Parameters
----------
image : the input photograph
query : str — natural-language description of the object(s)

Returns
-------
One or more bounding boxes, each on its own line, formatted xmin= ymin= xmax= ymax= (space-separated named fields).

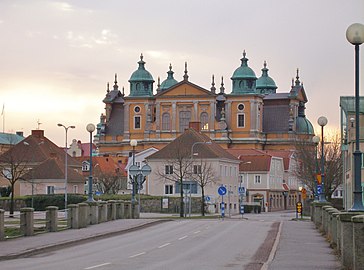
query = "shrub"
xmin=24 ymin=194 xmax=86 ymax=211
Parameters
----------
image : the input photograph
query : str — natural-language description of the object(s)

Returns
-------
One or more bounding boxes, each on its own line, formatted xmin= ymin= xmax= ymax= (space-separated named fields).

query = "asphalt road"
xmin=1 ymin=217 xmax=279 ymax=270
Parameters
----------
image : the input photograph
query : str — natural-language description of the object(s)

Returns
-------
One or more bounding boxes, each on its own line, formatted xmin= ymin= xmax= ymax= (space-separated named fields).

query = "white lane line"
xmin=84 ymin=262 xmax=111 ymax=269
xmin=193 ymin=230 xmax=201 ymax=234
xmin=158 ymin=243 xmax=171 ymax=249
xmin=178 ymin=235 xmax=188 ymax=240
xmin=129 ymin=252 xmax=146 ymax=258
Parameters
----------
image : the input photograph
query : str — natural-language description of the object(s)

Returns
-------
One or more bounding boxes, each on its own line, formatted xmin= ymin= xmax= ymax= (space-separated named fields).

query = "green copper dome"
xmin=296 ymin=102 xmax=314 ymax=134
xmin=160 ymin=64 xmax=178 ymax=91
xmin=129 ymin=54 xmax=154 ymax=97
xmin=256 ymin=61 xmax=277 ymax=94
xmin=231 ymin=51 xmax=257 ymax=80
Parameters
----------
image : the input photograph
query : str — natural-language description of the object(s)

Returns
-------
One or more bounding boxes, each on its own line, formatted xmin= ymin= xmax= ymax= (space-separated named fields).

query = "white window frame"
xmin=193 ymin=164 xmax=202 ymax=174
xmin=165 ymin=184 xmax=173 ymax=195
xmin=47 ymin=186 xmax=55 ymax=194
xmin=165 ymin=165 xmax=173 ymax=175
xmin=134 ymin=116 xmax=141 ymax=129
xmin=254 ymin=175 xmax=261 ymax=184
xmin=237 ymin=113 xmax=245 ymax=128
xmin=162 ymin=112 xmax=170 ymax=131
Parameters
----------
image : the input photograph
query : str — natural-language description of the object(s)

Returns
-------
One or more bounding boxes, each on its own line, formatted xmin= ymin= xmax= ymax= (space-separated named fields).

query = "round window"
xmin=134 ymin=106 xmax=140 ymax=113
xmin=238 ymin=104 xmax=245 ymax=111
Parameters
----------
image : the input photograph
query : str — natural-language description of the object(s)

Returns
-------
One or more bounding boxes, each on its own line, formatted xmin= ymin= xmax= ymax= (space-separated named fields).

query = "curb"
xmin=0 ymin=219 xmax=171 ymax=261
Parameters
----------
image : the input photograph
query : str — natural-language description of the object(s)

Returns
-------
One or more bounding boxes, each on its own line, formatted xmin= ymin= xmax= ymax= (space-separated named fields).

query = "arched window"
xmin=179 ymin=111 xmax=191 ymax=132
xmin=162 ymin=113 xmax=170 ymax=131
xmin=200 ymin=112 xmax=209 ymax=130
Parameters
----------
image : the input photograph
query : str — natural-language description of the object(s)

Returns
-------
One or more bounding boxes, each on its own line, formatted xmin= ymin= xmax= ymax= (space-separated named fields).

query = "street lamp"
xmin=190 ymin=141 xmax=212 ymax=217
xmin=130 ymin=139 xmax=137 ymax=218
xmin=57 ymin=123 xmax=75 ymax=216
xmin=312 ymin=135 xmax=320 ymax=201
xmin=317 ymin=116 xmax=328 ymax=203
xmin=86 ymin=123 xmax=95 ymax=202
xmin=346 ymin=23 xmax=364 ymax=211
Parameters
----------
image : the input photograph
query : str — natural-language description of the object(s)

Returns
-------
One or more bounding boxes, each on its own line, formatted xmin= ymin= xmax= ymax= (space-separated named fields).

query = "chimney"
xmin=16 ymin=131 xmax=24 ymax=137
xmin=32 ymin=130 xmax=44 ymax=138
xmin=189 ymin=121 xmax=201 ymax=131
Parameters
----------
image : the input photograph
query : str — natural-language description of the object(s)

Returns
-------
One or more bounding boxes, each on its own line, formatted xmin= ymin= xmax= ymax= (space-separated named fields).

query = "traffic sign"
xmin=238 ymin=186 xmax=246 ymax=195
xmin=129 ymin=165 xmax=140 ymax=176
xmin=141 ymin=164 xmax=152 ymax=176
xmin=317 ymin=184 xmax=322 ymax=194
xmin=240 ymin=204 xmax=244 ymax=214
xmin=218 ymin=186 xmax=227 ymax=196
xmin=296 ymin=201 xmax=302 ymax=214
xmin=205 ymin=196 xmax=211 ymax=202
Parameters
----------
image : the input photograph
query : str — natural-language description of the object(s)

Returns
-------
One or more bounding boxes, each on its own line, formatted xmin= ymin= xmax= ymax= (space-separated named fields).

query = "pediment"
xmin=156 ymin=81 xmax=215 ymax=98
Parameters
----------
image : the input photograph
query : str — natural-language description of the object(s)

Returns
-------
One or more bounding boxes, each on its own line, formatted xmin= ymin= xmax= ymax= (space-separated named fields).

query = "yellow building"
xmin=96 ymin=52 xmax=314 ymax=159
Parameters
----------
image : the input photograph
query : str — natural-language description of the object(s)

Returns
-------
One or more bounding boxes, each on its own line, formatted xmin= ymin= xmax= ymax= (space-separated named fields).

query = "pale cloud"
xmin=52 ymin=2 xmax=73 ymax=12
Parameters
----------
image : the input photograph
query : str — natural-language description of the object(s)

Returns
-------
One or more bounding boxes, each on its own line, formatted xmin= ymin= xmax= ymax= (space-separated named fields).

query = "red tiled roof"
xmin=239 ymin=155 xmax=272 ymax=172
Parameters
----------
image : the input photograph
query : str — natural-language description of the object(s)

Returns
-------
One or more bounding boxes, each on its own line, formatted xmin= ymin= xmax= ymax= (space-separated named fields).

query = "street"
xmin=0 ymin=213 xmax=289 ymax=270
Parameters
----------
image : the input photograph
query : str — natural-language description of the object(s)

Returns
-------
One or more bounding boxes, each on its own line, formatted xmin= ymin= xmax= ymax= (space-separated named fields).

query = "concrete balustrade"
xmin=124 ymin=202 xmax=131 ymax=219
xmin=330 ymin=211 xmax=340 ymax=248
xmin=98 ymin=201 xmax=108 ymax=223
xmin=88 ymin=201 xmax=99 ymax=225
xmin=338 ymin=212 xmax=362 ymax=269
xmin=20 ymin=208 xmax=34 ymax=236
xmin=322 ymin=206 xmax=333 ymax=234
xmin=0 ymin=209 xmax=4 ymax=240
xmin=68 ymin=204 xmax=79 ymax=229
xmin=352 ymin=214 xmax=364 ymax=270
xmin=108 ymin=200 xmax=117 ymax=221
xmin=45 ymin=206 xmax=58 ymax=232
xmin=78 ymin=203 xmax=89 ymax=229
xmin=326 ymin=208 xmax=338 ymax=241
xmin=116 ymin=201 xmax=125 ymax=219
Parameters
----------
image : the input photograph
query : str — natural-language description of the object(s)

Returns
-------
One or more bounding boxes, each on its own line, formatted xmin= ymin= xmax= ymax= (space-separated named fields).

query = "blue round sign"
xmin=218 ymin=186 xmax=227 ymax=196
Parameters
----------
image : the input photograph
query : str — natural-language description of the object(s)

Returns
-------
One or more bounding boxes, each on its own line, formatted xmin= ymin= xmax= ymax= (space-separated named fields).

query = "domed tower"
xmin=231 ymin=51 xmax=257 ymax=94
xmin=129 ymin=54 xmax=154 ymax=97
xmin=159 ymin=64 xmax=178 ymax=91
xmin=256 ymin=61 xmax=277 ymax=94
xmin=296 ymin=101 xmax=314 ymax=134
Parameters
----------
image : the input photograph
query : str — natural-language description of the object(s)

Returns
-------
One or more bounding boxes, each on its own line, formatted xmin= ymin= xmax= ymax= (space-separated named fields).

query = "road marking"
xmin=84 ymin=262 xmax=111 ymax=269
xmin=158 ymin=243 xmax=171 ymax=248
xmin=178 ymin=235 xmax=188 ymax=240
xmin=193 ymin=230 xmax=201 ymax=234
xmin=129 ymin=252 xmax=146 ymax=258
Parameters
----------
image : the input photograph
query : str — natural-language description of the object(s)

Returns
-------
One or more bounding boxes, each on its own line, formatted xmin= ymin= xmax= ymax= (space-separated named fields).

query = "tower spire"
xmin=183 ymin=62 xmax=189 ymax=81
xmin=210 ymin=74 xmax=216 ymax=93
xmin=107 ymin=82 xmax=110 ymax=93
xmin=220 ymin=76 xmax=225 ymax=93
xmin=113 ymin=73 xmax=119 ymax=90
xmin=295 ymin=68 xmax=301 ymax=86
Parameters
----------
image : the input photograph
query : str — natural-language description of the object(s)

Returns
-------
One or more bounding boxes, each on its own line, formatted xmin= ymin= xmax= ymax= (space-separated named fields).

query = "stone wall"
xmin=140 ymin=197 xmax=203 ymax=214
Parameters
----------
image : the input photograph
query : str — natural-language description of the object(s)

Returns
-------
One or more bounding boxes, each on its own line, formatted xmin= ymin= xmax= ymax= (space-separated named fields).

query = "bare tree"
xmin=191 ymin=159 xmax=217 ymax=216
xmin=93 ymin=168 xmax=126 ymax=194
xmin=294 ymin=133 xmax=343 ymax=201
xmin=0 ymin=141 xmax=30 ymax=217
xmin=155 ymin=140 xmax=192 ymax=217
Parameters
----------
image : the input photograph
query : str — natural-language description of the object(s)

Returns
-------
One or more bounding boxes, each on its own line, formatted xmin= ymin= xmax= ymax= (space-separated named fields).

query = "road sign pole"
xmin=221 ymin=195 xmax=225 ymax=219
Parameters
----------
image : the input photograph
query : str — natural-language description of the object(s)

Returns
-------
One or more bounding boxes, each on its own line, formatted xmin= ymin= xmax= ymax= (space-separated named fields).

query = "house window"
xmin=134 ymin=116 xmax=141 ymax=129
xmin=162 ymin=113 xmax=170 ymax=130
xmin=254 ymin=175 xmax=261 ymax=184
xmin=165 ymin=165 xmax=173 ymax=175
xmin=175 ymin=181 xmax=198 ymax=194
xmin=237 ymin=114 xmax=245 ymax=128
xmin=165 ymin=185 xmax=173 ymax=194
xmin=47 ymin=186 xmax=55 ymax=194
xmin=82 ymin=161 xmax=89 ymax=172
xmin=200 ymin=112 xmax=209 ymax=130
xmin=73 ymin=185 xmax=78 ymax=193
xmin=193 ymin=165 xmax=202 ymax=174
xmin=179 ymin=111 xmax=191 ymax=132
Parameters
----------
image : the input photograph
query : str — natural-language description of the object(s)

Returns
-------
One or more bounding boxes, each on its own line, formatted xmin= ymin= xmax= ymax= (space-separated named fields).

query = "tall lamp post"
xmin=86 ymin=123 xmax=95 ymax=202
xmin=130 ymin=139 xmax=138 ymax=218
xmin=57 ymin=123 xmax=75 ymax=216
xmin=312 ymin=135 xmax=320 ymax=201
xmin=317 ymin=116 xmax=328 ymax=203
xmin=346 ymin=23 xmax=364 ymax=211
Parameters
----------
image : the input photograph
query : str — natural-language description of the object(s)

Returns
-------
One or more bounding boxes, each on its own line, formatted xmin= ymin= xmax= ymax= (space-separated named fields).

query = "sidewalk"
xmin=0 ymin=218 xmax=167 ymax=261
xmin=265 ymin=220 xmax=341 ymax=270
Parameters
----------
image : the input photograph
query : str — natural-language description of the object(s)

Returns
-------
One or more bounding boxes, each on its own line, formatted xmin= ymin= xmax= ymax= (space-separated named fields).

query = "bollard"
xmin=338 ymin=212 xmax=362 ymax=269
xmin=116 ymin=201 xmax=125 ymax=219
xmin=45 ymin=206 xmax=59 ymax=232
xmin=327 ymin=208 xmax=339 ymax=242
xmin=108 ymin=200 xmax=117 ymax=220
xmin=78 ymin=203 xmax=89 ymax=228
xmin=352 ymin=215 xmax=364 ymax=270
xmin=330 ymin=211 xmax=340 ymax=248
xmin=0 ymin=209 xmax=4 ymax=241
xmin=313 ymin=202 xmax=331 ymax=230
xmin=322 ymin=205 xmax=333 ymax=234
xmin=124 ymin=202 xmax=131 ymax=219
xmin=68 ymin=204 xmax=79 ymax=229
xmin=98 ymin=201 xmax=108 ymax=223
xmin=88 ymin=201 xmax=99 ymax=225
xmin=20 ymin=208 xmax=34 ymax=236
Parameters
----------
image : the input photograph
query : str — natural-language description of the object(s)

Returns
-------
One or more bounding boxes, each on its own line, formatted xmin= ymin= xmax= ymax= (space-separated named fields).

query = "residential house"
xmin=146 ymin=128 xmax=240 ymax=215
xmin=67 ymin=139 xmax=97 ymax=157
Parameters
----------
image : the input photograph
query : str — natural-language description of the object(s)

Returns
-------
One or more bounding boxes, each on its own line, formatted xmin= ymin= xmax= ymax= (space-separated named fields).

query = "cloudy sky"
xmin=0 ymin=0 xmax=363 ymax=146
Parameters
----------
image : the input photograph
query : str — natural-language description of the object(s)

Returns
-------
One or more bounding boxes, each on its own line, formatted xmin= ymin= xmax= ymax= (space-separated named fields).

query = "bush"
xmin=24 ymin=194 xmax=86 ymax=211
xmin=0 ymin=186 xmax=11 ymax=197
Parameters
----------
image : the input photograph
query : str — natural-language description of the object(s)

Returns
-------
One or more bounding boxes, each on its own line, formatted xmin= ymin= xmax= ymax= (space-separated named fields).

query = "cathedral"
xmin=95 ymin=51 xmax=314 ymax=159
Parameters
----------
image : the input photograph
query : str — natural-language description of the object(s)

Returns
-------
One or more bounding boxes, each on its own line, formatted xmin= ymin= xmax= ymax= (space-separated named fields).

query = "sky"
xmin=0 ymin=0 xmax=363 ymax=147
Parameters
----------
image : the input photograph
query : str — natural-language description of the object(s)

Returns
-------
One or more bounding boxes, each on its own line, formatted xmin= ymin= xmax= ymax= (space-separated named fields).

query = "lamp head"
xmin=130 ymin=139 xmax=138 ymax=147
xmin=346 ymin=23 xmax=364 ymax=45
xmin=57 ymin=123 xmax=63 ymax=127
xmin=86 ymin=123 xmax=96 ymax=133
xmin=317 ymin=116 xmax=328 ymax=127
xmin=312 ymin=136 xmax=320 ymax=144
xmin=70 ymin=125 xmax=76 ymax=129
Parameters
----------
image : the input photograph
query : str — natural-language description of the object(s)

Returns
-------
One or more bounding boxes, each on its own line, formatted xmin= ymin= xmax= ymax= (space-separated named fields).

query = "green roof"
xmin=296 ymin=117 xmax=314 ymax=135
xmin=129 ymin=54 xmax=154 ymax=82
xmin=256 ymin=62 xmax=277 ymax=90
xmin=0 ymin=132 xmax=24 ymax=145
xmin=231 ymin=51 xmax=257 ymax=80
xmin=160 ymin=64 xmax=178 ymax=91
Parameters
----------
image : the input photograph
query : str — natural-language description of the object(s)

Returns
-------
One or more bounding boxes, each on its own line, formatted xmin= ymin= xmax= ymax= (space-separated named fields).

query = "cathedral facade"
xmin=95 ymin=52 xmax=314 ymax=159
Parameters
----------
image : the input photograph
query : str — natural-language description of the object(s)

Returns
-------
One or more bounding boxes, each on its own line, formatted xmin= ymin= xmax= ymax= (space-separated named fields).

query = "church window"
xmin=136 ymin=83 xmax=140 ymax=91
xmin=134 ymin=106 xmax=140 ymax=113
xmin=200 ymin=112 xmax=209 ymax=130
xmin=162 ymin=113 xmax=170 ymax=130
xmin=238 ymin=103 xmax=244 ymax=111
xmin=237 ymin=114 xmax=245 ymax=128
xmin=179 ymin=111 xmax=191 ymax=132
xmin=134 ymin=116 xmax=141 ymax=129
xmin=247 ymin=80 xmax=254 ymax=89
xmin=239 ymin=81 xmax=243 ymax=88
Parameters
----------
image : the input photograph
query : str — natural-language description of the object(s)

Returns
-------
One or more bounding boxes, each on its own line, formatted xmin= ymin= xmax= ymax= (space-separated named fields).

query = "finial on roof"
xmin=169 ymin=63 xmax=172 ymax=71
xmin=183 ymin=62 xmax=189 ymax=81
xmin=295 ymin=68 xmax=300 ymax=86
xmin=113 ymin=73 xmax=119 ymax=90
xmin=210 ymin=74 xmax=216 ymax=93
xmin=107 ymin=82 xmax=110 ymax=93
xmin=122 ymin=86 xmax=125 ymax=96
xmin=263 ymin=60 xmax=267 ymax=68
xmin=140 ymin=53 xmax=143 ymax=61
xmin=291 ymin=78 xmax=294 ymax=87
xmin=220 ymin=76 xmax=225 ymax=93
xmin=157 ymin=76 xmax=161 ymax=93
xmin=243 ymin=50 xmax=246 ymax=58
